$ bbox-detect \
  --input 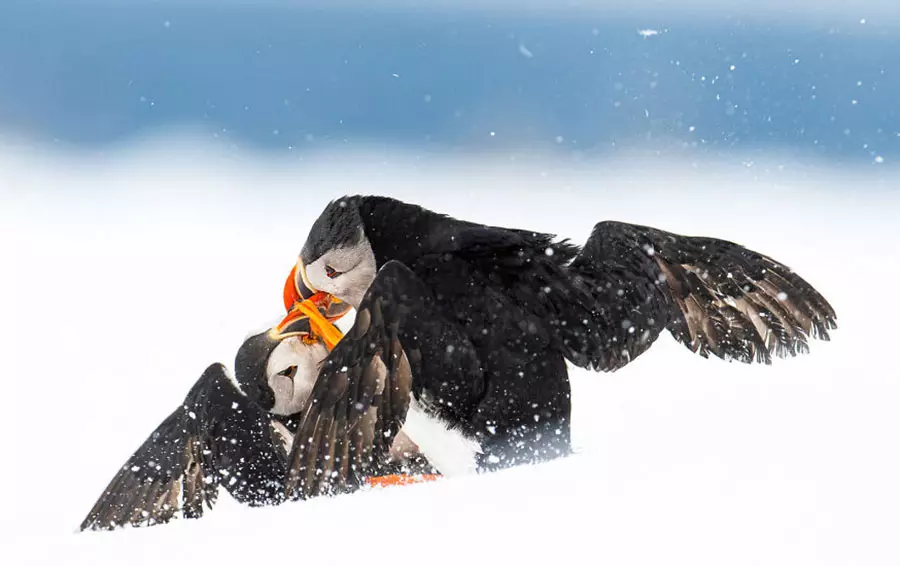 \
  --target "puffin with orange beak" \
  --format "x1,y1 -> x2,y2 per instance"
278,195 -> 837,500
80,298 -> 438,532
